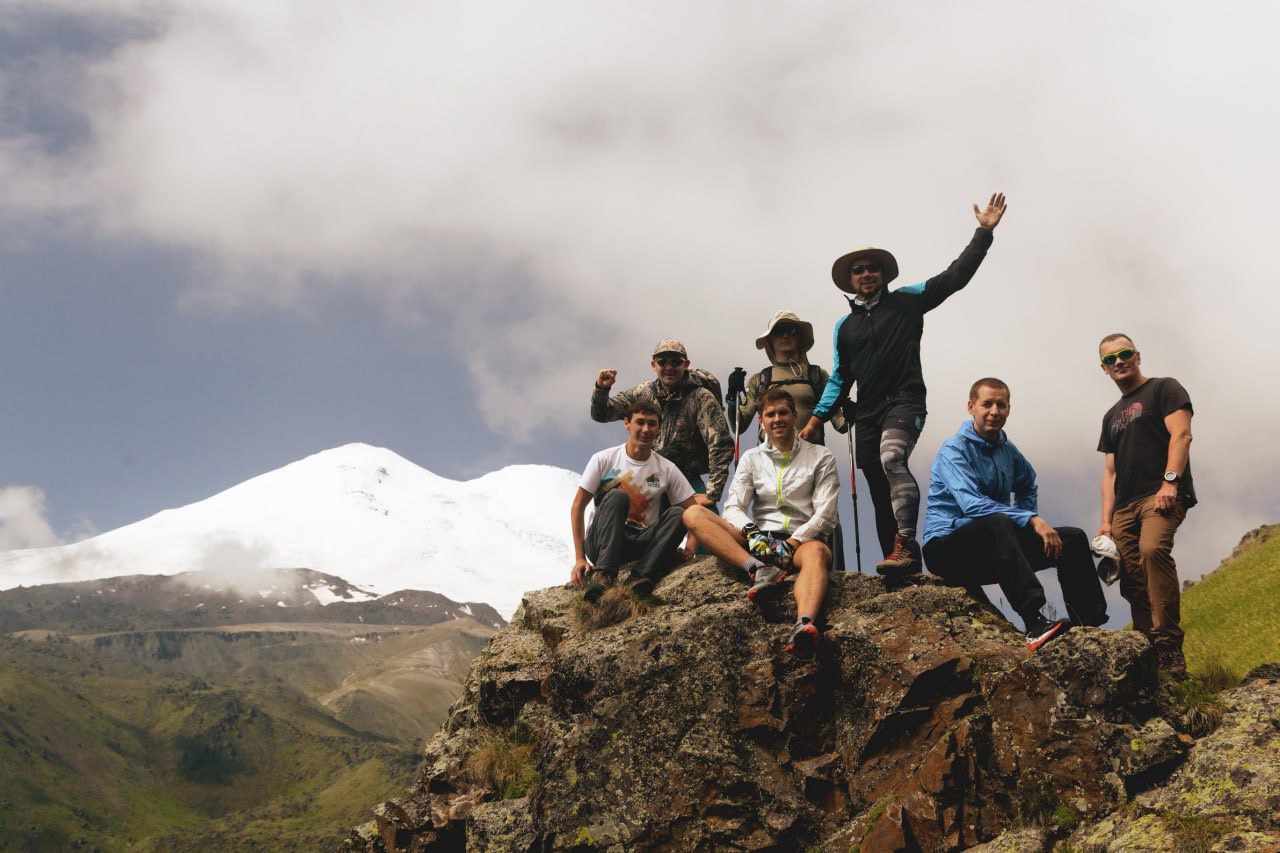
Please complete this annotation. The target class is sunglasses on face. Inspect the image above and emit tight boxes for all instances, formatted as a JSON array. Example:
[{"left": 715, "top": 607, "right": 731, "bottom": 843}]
[
  {"left": 772, "top": 325, "right": 801, "bottom": 338},
  {"left": 850, "top": 262, "right": 882, "bottom": 276},
  {"left": 1100, "top": 348, "right": 1137, "bottom": 366},
  {"left": 655, "top": 356, "right": 687, "bottom": 368}
]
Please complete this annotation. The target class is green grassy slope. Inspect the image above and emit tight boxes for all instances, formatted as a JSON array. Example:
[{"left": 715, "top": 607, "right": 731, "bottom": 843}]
[
  {"left": 0, "top": 635, "right": 418, "bottom": 852},
  {"left": 1181, "top": 525, "right": 1280, "bottom": 677}
]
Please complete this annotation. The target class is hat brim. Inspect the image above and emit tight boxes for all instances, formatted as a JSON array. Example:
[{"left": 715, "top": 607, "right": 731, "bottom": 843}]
[
  {"left": 755, "top": 316, "right": 814, "bottom": 356},
  {"left": 832, "top": 247, "right": 899, "bottom": 293}
]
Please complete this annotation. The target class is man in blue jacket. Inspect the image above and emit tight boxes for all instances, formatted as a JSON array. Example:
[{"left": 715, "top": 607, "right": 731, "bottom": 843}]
[
  {"left": 922, "top": 378, "right": 1107, "bottom": 651},
  {"left": 801, "top": 194, "right": 1007, "bottom": 576}
]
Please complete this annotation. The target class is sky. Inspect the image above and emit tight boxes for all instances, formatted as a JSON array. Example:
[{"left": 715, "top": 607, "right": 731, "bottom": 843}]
[{"left": 1, "top": 1, "right": 1277, "bottom": 619}]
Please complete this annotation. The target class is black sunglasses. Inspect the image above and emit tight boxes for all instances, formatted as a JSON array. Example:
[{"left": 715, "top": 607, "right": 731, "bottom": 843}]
[
  {"left": 772, "top": 324, "right": 801, "bottom": 337},
  {"left": 654, "top": 356, "right": 687, "bottom": 368},
  {"left": 850, "top": 262, "right": 882, "bottom": 276}
]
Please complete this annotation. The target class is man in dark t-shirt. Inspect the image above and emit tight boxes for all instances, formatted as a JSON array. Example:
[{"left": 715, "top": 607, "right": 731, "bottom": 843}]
[{"left": 1096, "top": 333, "right": 1195, "bottom": 677}]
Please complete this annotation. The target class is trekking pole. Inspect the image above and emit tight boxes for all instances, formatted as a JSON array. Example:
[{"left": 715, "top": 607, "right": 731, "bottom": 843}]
[
  {"left": 726, "top": 367, "right": 747, "bottom": 465},
  {"left": 846, "top": 420, "right": 863, "bottom": 574}
]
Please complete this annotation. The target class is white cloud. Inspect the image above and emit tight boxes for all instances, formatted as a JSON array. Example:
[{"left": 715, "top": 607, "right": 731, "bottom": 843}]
[
  {"left": 1, "top": 0, "right": 1277, "bottom": 582},
  {"left": 0, "top": 486, "right": 64, "bottom": 550}
]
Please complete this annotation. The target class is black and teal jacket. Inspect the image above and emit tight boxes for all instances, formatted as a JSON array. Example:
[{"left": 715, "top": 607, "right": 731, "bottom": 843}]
[{"left": 813, "top": 227, "right": 994, "bottom": 421}]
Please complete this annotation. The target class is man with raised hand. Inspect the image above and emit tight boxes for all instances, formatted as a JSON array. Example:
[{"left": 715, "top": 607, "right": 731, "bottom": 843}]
[
  {"left": 591, "top": 339, "right": 734, "bottom": 506},
  {"left": 1096, "top": 334, "right": 1195, "bottom": 678},
  {"left": 683, "top": 388, "right": 840, "bottom": 656},
  {"left": 570, "top": 400, "right": 708, "bottom": 603},
  {"left": 801, "top": 194, "right": 1008, "bottom": 576},
  {"left": 922, "top": 378, "right": 1107, "bottom": 652}
]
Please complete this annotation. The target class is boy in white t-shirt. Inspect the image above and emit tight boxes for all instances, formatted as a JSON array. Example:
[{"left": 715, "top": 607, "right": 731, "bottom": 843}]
[{"left": 571, "top": 400, "right": 714, "bottom": 601}]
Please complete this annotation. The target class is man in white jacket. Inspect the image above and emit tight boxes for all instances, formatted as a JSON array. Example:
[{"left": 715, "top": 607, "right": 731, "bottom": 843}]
[{"left": 683, "top": 388, "right": 841, "bottom": 655}]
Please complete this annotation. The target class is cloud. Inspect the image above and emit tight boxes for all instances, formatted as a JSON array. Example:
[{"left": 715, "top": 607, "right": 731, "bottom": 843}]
[
  {"left": 0, "top": 1, "right": 1276, "bottom": 582},
  {"left": 0, "top": 486, "right": 64, "bottom": 550}
]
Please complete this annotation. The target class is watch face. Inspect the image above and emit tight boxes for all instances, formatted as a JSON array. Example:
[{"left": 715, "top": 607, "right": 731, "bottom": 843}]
[{"left": 1164, "top": 472, "right": 1178, "bottom": 482}]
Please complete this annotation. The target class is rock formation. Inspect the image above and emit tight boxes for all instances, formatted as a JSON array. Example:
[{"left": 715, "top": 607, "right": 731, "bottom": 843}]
[{"left": 342, "top": 557, "right": 1280, "bottom": 851}]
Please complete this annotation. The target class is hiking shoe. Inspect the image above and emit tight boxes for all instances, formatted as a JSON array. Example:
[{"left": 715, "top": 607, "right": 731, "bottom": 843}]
[
  {"left": 747, "top": 564, "right": 786, "bottom": 604},
  {"left": 583, "top": 572, "right": 615, "bottom": 603},
  {"left": 1157, "top": 646, "right": 1188, "bottom": 679},
  {"left": 1025, "top": 616, "right": 1069, "bottom": 652},
  {"left": 629, "top": 575, "right": 655, "bottom": 598},
  {"left": 876, "top": 535, "right": 922, "bottom": 576},
  {"left": 785, "top": 618, "right": 820, "bottom": 656}
]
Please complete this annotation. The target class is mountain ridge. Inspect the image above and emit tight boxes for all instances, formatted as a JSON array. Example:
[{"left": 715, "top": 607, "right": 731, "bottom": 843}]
[{"left": 0, "top": 443, "right": 579, "bottom": 618}]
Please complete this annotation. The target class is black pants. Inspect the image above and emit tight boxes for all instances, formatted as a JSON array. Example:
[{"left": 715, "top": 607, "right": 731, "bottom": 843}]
[
  {"left": 586, "top": 489, "right": 687, "bottom": 582},
  {"left": 923, "top": 514, "right": 1107, "bottom": 627}
]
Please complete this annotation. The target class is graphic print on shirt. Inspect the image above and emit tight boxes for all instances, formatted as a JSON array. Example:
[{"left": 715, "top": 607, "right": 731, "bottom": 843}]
[
  {"left": 599, "top": 468, "right": 654, "bottom": 528},
  {"left": 1109, "top": 401, "right": 1144, "bottom": 442}
]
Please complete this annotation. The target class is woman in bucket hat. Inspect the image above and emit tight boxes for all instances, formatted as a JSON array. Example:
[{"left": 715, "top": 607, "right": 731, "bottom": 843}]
[
  {"left": 733, "top": 311, "right": 845, "bottom": 446},
  {"left": 800, "top": 193, "right": 1008, "bottom": 576}
]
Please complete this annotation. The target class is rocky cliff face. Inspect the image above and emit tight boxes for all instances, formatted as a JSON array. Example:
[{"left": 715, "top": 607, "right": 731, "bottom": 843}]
[{"left": 342, "top": 557, "right": 1280, "bottom": 852}]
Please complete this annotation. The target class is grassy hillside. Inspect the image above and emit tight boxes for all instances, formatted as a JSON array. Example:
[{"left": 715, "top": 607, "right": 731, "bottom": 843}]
[
  {"left": 1181, "top": 525, "right": 1280, "bottom": 677},
  {"left": 83, "top": 620, "right": 494, "bottom": 741},
  {"left": 0, "top": 634, "right": 419, "bottom": 852}
]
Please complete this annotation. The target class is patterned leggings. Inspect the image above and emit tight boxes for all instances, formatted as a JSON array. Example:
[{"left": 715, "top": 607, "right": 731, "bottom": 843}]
[{"left": 862, "top": 427, "right": 920, "bottom": 556}]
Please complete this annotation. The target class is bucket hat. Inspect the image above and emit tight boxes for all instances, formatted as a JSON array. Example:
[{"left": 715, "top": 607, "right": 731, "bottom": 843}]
[
  {"left": 832, "top": 246, "right": 899, "bottom": 293},
  {"left": 754, "top": 311, "right": 814, "bottom": 358}
]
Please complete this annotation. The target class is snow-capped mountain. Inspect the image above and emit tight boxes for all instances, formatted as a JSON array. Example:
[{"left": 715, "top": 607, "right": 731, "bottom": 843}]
[{"left": 0, "top": 444, "right": 579, "bottom": 618}]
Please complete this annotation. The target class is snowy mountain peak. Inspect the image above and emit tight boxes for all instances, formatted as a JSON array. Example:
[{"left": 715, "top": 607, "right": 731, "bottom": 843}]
[{"left": 0, "top": 446, "right": 579, "bottom": 618}]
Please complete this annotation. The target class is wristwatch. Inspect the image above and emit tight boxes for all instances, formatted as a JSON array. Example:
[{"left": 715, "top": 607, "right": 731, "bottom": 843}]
[{"left": 1163, "top": 471, "right": 1180, "bottom": 484}]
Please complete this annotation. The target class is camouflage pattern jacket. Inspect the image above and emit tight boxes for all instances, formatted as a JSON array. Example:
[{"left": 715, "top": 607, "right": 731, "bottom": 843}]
[{"left": 590, "top": 378, "right": 734, "bottom": 502}]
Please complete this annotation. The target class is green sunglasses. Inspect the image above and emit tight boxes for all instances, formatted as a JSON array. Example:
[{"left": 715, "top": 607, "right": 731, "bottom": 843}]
[{"left": 1100, "top": 348, "right": 1137, "bottom": 366}]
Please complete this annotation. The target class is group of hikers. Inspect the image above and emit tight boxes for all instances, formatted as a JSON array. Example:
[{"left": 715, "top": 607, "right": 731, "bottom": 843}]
[{"left": 568, "top": 193, "right": 1196, "bottom": 676}]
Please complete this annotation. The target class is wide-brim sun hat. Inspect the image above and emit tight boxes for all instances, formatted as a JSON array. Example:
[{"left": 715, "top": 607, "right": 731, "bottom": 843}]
[
  {"left": 754, "top": 311, "right": 814, "bottom": 357},
  {"left": 832, "top": 246, "right": 899, "bottom": 293}
]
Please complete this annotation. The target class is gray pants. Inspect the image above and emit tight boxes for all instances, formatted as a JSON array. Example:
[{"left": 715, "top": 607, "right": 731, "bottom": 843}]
[{"left": 586, "top": 489, "right": 687, "bottom": 583}]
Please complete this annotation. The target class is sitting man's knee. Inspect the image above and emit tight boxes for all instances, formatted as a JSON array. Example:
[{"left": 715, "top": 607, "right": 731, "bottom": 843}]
[
  {"left": 683, "top": 504, "right": 713, "bottom": 528},
  {"left": 795, "top": 540, "right": 832, "bottom": 569}
]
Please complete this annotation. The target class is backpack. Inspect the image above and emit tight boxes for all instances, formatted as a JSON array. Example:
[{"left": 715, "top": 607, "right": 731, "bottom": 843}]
[
  {"left": 684, "top": 368, "right": 725, "bottom": 414},
  {"left": 759, "top": 364, "right": 849, "bottom": 434},
  {"left": 760, "top": 364, "right": 824, "bottom": 396}
]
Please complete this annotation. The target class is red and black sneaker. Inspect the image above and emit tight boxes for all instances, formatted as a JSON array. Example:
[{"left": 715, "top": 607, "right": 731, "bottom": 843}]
[
  {"left": 785, "top": 618, "right": 820, "bottom": 656},
  {"left": 1025, "top": 616, "right": 1068, "bottom": 652}
]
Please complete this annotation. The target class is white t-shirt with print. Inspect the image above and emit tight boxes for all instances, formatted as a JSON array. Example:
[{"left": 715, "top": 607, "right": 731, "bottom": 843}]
[{"left": 579, "top": 444, "right": 695, "bottom": 529}]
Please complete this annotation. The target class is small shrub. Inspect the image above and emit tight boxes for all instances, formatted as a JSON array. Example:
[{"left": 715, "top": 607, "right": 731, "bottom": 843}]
[
  {"left": 1159, "top": 811, "right": 1230, "bottom": 853},
  {"left": 1191, "top": 650, "right": 1241, "bottom": 693},
  {"left": 1052, "top": 803, "right": 1080, "bottom": 832},
  {"left": 1166, "top": 677, "right": 1226, "bottom": 737},
  {"left": 464, "top": 732, "right": 539, "bottom": 799},
  {"left": 577, "top": 584, "right": 654, "bottom": 630}
]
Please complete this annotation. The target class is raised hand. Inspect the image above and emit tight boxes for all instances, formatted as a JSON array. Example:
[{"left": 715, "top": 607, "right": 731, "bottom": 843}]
[
  {"left": 596, "top": 369, "right": 618, "bottom": 389},
  {"left": 973, "top": 192, "right": 1007, "bottom": 230}
]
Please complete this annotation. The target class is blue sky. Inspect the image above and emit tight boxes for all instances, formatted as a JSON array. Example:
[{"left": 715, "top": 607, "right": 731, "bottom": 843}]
[{"left": 1, "top": 2, "right": 1277, "bottom": 622}]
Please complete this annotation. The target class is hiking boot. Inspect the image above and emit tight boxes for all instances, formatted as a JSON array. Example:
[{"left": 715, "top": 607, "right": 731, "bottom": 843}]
[
  {"left": 1025, "top": 616, "right": 1069, "bottom": 652},
  {"left": 629, "top": 575, "right": 655, "bottom": 598},
  {"left": 876, "top": 535, "right": 922, "bottom": 576},
  {"left": 785, "top": 618, "right": 820, "bottom": 656},
  {"left": 583, "top": 572, "right": 615, "bottom": 604},
  {"left": 1157, "top": 646, "right": 1188, "bottom": 679},
  {"left": 747, "top": 564, "right": 786, "bottom": 604}
]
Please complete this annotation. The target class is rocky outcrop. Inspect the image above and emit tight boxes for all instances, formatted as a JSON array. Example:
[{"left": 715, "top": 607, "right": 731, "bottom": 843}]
[{"left": 342, "top": 557, "right": 1270, "bottom": 851}]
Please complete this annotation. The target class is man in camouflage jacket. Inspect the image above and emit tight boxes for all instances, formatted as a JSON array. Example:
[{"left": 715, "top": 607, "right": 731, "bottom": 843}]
[{"left": 591, "top": 339, "right": 734, "bottom": 504}]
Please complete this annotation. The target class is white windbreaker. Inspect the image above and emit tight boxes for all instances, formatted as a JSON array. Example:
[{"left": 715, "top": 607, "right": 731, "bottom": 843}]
[{"left": 723, "top": 437, "right": 840, "bottom": 543}]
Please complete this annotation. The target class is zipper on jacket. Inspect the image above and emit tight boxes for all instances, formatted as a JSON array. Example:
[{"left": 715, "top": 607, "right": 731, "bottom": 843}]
[{"left": 776, "top": 447, "right": 793, "bottom": 533}]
